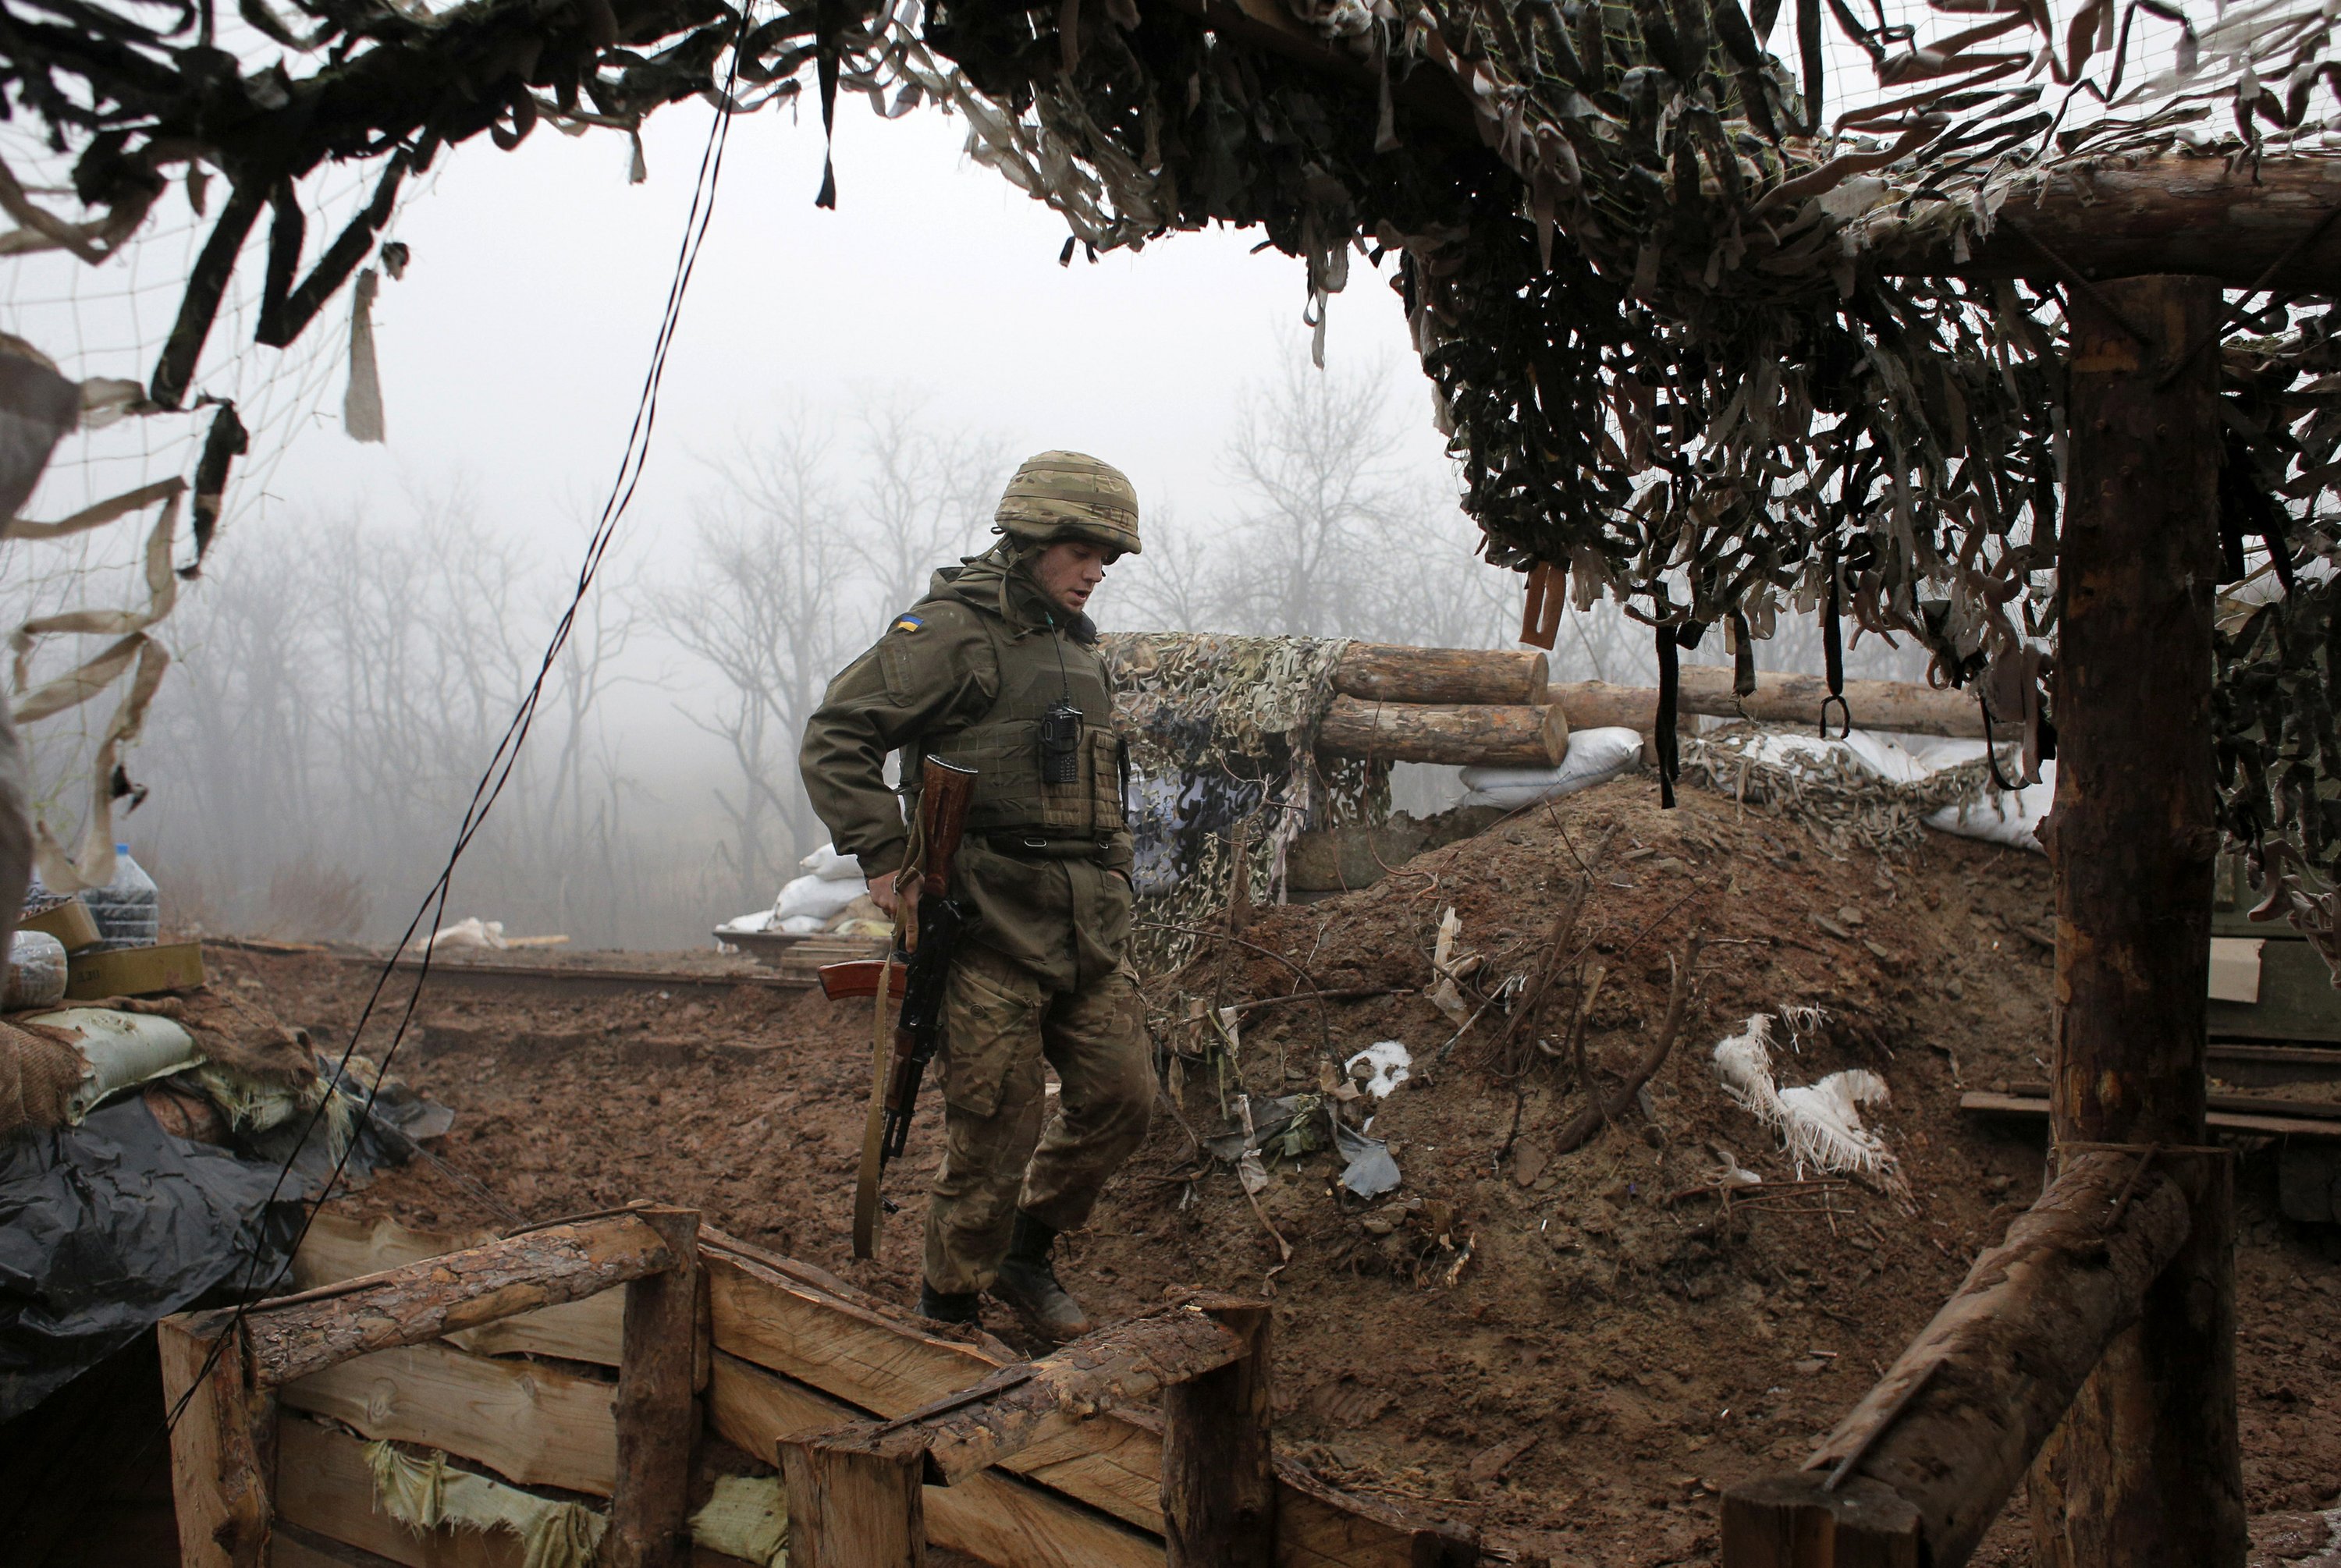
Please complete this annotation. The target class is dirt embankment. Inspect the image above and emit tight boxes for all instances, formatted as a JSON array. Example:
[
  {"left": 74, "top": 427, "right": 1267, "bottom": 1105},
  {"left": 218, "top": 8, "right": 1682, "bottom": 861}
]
[{"left": 225, "top": 778, "right": 2341, "bottom": 1566}]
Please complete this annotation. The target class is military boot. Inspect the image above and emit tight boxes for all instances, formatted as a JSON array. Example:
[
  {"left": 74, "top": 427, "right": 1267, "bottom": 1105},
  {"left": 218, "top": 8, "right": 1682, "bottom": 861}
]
[
  {"left": 989, "top": 1211, "right": 1090, "bottom": 1342},
  {"left": 916, "top": 1282, "right": 982, "bottom": 1328}
]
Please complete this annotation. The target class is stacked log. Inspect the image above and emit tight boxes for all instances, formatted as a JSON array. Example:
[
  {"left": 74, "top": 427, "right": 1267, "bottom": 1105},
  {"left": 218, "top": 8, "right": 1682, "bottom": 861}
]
[
  {"left": 1317, "top": 644, "right": 1566, "bottom": 768},
  {"left": 1553, "top": 669, "right": 2002, "bottom": 740}
]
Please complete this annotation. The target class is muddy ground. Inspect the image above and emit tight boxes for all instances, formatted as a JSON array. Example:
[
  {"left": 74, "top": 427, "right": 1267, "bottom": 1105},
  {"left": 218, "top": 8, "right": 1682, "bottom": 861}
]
[{"left": 218, "top": 778, "right": 2341, "bottom": 1566}]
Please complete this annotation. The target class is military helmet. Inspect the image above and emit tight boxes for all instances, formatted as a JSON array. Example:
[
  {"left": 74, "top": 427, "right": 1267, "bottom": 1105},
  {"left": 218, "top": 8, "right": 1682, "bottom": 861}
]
[{"left": 994, "top": 450, "right": 1141, "bottom": 556}]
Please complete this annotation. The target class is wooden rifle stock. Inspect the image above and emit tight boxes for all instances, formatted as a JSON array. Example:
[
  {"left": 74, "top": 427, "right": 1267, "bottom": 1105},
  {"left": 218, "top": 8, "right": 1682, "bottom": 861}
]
[{"left": 876, "top": 757, "right": 976, "bottom": 1159}]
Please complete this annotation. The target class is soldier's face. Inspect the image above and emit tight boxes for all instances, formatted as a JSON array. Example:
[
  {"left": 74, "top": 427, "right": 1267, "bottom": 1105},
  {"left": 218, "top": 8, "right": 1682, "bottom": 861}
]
[{"left": 1032, "top": 539, "right": 1112, "bottom": 617}]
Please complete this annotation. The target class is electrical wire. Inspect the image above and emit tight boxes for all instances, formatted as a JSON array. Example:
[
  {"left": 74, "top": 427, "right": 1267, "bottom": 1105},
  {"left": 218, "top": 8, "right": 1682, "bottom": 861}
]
[{"left": 144, "top": 11, "right": 751, "bottom": 1446}]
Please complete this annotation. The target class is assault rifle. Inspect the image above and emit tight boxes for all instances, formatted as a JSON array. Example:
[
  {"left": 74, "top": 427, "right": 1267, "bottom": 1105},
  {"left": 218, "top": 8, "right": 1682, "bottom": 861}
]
[{"left": 821, "top": 756, "right": 975, "bottom": 1257}]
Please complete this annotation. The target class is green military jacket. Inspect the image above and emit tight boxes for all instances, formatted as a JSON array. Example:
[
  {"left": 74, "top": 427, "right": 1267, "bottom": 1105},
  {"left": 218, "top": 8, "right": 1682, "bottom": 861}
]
[{"left": 800, "top": 545, "right": 1135, "bottom": 994}]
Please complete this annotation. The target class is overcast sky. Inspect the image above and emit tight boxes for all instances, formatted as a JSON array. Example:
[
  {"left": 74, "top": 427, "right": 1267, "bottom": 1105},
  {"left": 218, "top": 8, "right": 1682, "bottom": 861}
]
[{"left": 253, "top": 90, "right": 1458, "bottom": 556}]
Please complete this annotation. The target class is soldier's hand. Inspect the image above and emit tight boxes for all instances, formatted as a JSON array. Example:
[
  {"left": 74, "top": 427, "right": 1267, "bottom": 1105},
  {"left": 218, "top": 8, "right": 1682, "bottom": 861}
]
[{"left": 867, "top": 871, "right": 898, "bottom": 916}]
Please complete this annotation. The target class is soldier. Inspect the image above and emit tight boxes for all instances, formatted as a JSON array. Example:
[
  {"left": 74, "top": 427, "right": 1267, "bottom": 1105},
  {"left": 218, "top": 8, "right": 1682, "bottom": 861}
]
[{"left": 799, "top": 451, "right": 1152, "bottom": 1341}]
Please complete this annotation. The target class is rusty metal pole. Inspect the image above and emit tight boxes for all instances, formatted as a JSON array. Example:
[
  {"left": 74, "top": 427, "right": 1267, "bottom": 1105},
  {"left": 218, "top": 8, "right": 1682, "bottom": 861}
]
[{"left": 2028, "top": 273, "right": 2245, "bottom": 1566}]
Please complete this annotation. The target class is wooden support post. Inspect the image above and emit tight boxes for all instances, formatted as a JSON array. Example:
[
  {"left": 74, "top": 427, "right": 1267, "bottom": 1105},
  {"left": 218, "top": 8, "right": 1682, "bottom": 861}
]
[
  {"left": 1161, "top": 1297, "right": 1275, "bottom": 1568},
  {"left": 2031, "top": 272, "right": 2245, "bottom": 1566},
  {"left": 608, "top": 1205, "right": 705, "bottom": 1568},
  {"left": 1720, "top": 1475, "right": 1920, "bottom": 1567},
  {"left": 780, "top": 1424, "right": 929, "bottom": 1568},
  {"left": 158, "top": 1311, "right": 277, "bottom": 1568}
]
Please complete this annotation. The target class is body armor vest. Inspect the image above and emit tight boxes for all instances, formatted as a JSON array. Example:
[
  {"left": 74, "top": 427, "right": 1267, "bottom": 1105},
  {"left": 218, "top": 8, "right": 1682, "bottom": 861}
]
[{"left": 918, "top": 610, "right": 1127, "bottom": 844}]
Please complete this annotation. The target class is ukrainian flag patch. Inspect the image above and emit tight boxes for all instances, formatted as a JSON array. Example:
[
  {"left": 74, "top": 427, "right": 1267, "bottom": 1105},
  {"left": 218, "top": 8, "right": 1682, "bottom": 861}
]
[{"left": 891, "top": 613, "right": 925, "bottom": 634}]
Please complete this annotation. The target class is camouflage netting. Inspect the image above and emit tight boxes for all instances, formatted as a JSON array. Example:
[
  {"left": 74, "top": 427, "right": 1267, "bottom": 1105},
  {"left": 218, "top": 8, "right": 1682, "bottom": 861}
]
[
  {"left": 21, "top": 0, "right": 2341, "bottom": 956},
  {"left": 1101, "top": 632, "right": 1383, "bottom": 971}
]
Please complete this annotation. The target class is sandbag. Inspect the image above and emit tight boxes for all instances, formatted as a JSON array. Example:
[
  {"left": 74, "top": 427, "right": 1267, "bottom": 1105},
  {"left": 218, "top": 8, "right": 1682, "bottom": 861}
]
[
  {"left": 773, "top": 872, "right": 866, "bottom": 924},
  {"left": 798, "top": 843, "right": 865, "bottom": 882},
  {"left": 1458, "top": 726, "right": 1645, "bottom": 807},
  {"left": 1924, "top": 759, "right": 2054, "bottom": 851},
  {"left": 2, "top": 931, "right": 65, "bottom": 1010},
  {"left": 29, "top": 1007, "right": 203, "bottom": 1123}
]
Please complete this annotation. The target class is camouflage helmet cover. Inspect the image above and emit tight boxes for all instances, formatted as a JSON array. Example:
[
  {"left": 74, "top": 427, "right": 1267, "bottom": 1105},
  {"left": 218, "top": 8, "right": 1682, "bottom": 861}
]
[{"left": 993, "top": 449, "right": 1141, "bottom": 555}]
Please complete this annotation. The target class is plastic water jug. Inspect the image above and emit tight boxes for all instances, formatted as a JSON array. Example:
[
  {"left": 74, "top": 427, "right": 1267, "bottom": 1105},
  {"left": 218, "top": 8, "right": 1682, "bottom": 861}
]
[{"left": 82, "top": 844, "right": 159, "bottom": 949}]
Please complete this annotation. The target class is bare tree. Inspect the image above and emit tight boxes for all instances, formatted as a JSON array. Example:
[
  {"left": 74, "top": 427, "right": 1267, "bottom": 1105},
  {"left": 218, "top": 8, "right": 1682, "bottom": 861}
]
[
  {"left": 657, "top": 424, "right": 861, "bottom": 910},
  {"left": 850, "top": 397, "right": 1014, "bottom": 617}
]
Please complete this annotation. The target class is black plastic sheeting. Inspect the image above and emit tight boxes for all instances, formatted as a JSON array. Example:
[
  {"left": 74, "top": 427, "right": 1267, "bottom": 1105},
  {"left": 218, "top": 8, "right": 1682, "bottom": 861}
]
[{"left": 0, "top": 1098, "right": 304, "bottom": 1421}]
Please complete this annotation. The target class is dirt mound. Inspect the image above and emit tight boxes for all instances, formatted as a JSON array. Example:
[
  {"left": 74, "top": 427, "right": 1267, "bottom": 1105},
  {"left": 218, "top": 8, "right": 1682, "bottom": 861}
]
[{"left": 222, "top": 777, "right": 2341, "bottom": 1567}]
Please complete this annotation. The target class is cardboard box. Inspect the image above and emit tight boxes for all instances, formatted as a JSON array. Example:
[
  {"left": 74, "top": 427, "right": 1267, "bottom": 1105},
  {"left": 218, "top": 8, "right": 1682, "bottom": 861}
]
[
  {"left": 65, "top": 941, "right": 205, "bottom": 1001},
  {"left": 20, "top": 897, "right": 101, "bottom": 953}
]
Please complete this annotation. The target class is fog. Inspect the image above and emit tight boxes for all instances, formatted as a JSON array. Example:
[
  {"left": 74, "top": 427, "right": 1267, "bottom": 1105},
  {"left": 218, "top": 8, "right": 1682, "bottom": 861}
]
[{"left": 0, "top": 98, "right": 1924, "bottom": 951}]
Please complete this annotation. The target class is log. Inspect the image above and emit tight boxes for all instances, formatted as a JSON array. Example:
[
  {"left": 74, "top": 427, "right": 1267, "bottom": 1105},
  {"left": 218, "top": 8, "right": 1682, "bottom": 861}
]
[
  {"left": 243, "top": 1212, "right": 674, "bottom": 1388},
  {"left": 1721, "top": 1149, "right": 2196, "bottom": 1567},
  {"left": 1330, "top": 644, "right": 1548, "bottom": 707},
  {"left": 914, "top": 1306, "right": 1248, "bottom": 1485},
  {"left": 1874, "top": 155, "right": 2341, "bottom": 293},
  {"left": 781, "top": 1424, "right": 929, "bottom": 1568},
  {"left": 292, "top": 1210, "right": 624, "bottom": 1365},
  {"left": 2032, "top": 273, "right": 2246, "bottom": 1568},
  {"left": 1550, "top": 670, "right": 2003, "bottom": 739},
  {"left": 158, "top": 1311, "right": 276, "bottom": 1568},
  {"left": 1160, "top": 1299, "right": 1275, "bottom": 1568},
  {"left": 609, "top": 1206, "right": 705, "bottom": 1568},
  {"left": 1315, "top": 697, "right": 1566, "bottom": 766}
]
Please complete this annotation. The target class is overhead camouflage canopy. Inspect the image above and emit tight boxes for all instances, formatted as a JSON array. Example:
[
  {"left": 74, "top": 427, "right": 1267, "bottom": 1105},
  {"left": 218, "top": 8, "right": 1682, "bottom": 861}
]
[{"left": 12, "top": 0, "right": 2341, "bottom": 944}]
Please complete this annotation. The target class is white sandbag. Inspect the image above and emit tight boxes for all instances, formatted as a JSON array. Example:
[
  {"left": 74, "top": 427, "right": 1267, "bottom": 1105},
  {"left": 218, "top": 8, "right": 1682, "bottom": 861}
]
[
  {"left": 3, "top": 929, "right": 66, "bottom": 1009},
  {"left": 1926, "top": 760, "right": 2055, "bottom": 852},
  {"left": 776, "top": 914, "right": 825, "bottom": 935},
  {"left": 716, "top": 910, "right": 773, "bottom": 935},
  {"left": 1458, "top": 727, "right": 1645, "bottom": 807},
  {"left": 773, "top": 873, "right": 866, "bottom": 924},
  {"left": 798, "top": 842, "right": 865, "bottom": 882}
]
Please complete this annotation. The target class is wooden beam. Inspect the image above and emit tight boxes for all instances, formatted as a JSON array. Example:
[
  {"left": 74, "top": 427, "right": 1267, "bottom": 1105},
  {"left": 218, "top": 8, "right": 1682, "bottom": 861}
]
[
  {"left": 159, "top": 1311, "right": 277, "bottom": 1568},
  {"left": 1330, "top": 644, "right": 1548, "bottom": 707},
  {"left": 1876, "top": 156, "right": 2341, "bottom": 292},
  {"left": 279, "top": 1339, "right": 617, "bottom": 1496},
  {"left": 1162, "top": 1300, "right": 1276, "bottom": 1568},
  {"left": 1721, "top": 1149, "right": 2195, "bottom": 1566},
  {"left": 1552, "top": 669, "right": 2004, "bottom": 740},
  {"left": 711, "top": 1351, "right": 1166, "bottom": 1568},
  {"left": 1315, "top": 697, "right": 1567, "bottom": 766},
  {"left": 2030, "top": 272, "right": 2247, "bottom": 1568},
  {"left": 610, "top": 1207, "right": 705, "bottom": 1568},
  {"left": 915, "top": 1307, "right": 1247, "bottom": 1485},
  {"left": 781, "top": 1424, "right": 929, "bottom": 1568},
  {"left": 245, "top": 1213, "right": 673, "bottom": 1388},
  {"left": 275, "top": 1415, "right": 535, "bottom": 1568},
  {"left": 292, "top": 1211, "right": 624, "bottom": 1365}
]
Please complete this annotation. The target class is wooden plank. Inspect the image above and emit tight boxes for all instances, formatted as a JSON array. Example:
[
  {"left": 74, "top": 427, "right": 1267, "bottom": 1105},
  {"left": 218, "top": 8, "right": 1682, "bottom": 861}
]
[
  {"left": 609, "top": 1206, "right": 703, "bottom": 1568},
  {"left": 293, "top": 1210, "right": 626, "bottom": 1365},
  {"left": 712, "top": 1350, "right": 1165, "bottom": 1568},
  {"left": 248, "top": 1214, "right": 670, "bottom": 1387},
  {"left": 781, "top": 1424, "right": 928, "bottom": 1568},
  {"left": 708, "top": 1249, "right": 1164, "bottom": 1533},
  {"left": 275, "top": 1416, "right": 529, "bottom": 1568},
  {"left": 158, "top": 1311, "right": 275, "bottom": 1568},
  {"left": 1959, "top": 1091, "right": 2341, "bottom": 1141},
  {"left": 280, "top": 1339, "right": 618, "bottom": 1496}
]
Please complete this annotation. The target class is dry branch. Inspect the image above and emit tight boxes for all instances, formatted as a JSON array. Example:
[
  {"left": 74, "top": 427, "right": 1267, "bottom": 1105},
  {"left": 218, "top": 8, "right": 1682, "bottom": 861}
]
[{"left": 1554, "top": 932, "right": 1702, "bottom": 1155}]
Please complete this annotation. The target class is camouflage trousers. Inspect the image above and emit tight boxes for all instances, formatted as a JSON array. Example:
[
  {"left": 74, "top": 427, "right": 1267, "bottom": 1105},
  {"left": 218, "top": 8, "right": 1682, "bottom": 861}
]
[{"left": 923, "top": 941, "right": 1153, "bottom": 1296}]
